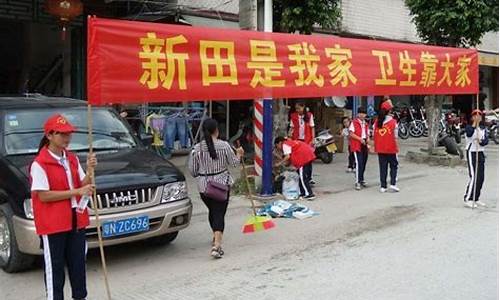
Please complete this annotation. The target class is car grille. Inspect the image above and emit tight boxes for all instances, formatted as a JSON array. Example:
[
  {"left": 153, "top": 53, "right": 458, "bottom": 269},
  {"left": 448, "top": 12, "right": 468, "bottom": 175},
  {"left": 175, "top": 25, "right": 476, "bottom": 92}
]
[{"left": 89, "top": 187, "right": 161, "bottom": 211}]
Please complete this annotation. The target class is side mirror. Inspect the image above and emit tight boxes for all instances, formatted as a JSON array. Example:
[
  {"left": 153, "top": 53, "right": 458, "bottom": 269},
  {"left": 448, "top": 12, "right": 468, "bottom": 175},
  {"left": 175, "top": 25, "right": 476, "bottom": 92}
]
[{"left": 140, "top": 134, "right": 153, "bottom": 146}]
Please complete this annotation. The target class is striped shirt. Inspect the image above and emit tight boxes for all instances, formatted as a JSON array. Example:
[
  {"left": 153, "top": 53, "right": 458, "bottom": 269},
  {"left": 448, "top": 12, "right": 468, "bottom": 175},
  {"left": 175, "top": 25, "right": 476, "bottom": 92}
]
[{"left": 188, "top": 139, "right": 240, "bottom": 193}]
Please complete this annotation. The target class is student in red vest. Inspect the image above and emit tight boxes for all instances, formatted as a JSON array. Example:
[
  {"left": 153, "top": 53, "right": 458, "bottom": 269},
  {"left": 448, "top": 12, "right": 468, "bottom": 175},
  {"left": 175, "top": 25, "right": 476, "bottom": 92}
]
[
  {"left": 349, "top": 106, "right": 370, "bottom": 190},
  {"left": 374, "top": 101, "right": 400, "bottom": 193},
  {"left": 274, "top": 137, "right": 316, "bottom": 200},
  {"left": 289, "top": 101, "right": 316, "bottom": 184},
  {"left": 30, "top": 114, "right": 97, "bottom": 300}
]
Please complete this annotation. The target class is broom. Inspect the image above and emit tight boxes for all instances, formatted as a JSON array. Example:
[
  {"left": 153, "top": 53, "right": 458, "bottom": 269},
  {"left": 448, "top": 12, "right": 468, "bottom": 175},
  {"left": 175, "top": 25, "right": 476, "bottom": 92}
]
[{"left": 236, "top": 144, "right": 275, "bottom": 234}]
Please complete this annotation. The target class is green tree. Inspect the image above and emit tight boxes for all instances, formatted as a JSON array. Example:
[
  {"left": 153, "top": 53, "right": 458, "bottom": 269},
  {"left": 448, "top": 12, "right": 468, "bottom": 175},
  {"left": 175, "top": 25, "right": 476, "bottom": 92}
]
[
  {"left": 273, "top": 0, "right": 342, "bottom": 34},
  {"left": 405, "top": 0, "right": 499, "bottom": 151},
  {"left": 406, "top": 0, "right": 498, "bottom": 47}
]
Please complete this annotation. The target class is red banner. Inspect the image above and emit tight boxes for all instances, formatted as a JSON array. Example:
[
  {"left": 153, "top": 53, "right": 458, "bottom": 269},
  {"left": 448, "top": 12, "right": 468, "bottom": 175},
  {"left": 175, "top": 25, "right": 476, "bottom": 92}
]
[{"left": 87, "top": 17, "right": 478, "bottom": 105}]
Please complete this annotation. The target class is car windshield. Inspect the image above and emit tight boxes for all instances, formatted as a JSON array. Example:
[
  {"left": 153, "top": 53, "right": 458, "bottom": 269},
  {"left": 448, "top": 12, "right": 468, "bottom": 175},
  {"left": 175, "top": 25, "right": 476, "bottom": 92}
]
[{"left": 3, "top": 108, "right": 137, "bottom": 155}]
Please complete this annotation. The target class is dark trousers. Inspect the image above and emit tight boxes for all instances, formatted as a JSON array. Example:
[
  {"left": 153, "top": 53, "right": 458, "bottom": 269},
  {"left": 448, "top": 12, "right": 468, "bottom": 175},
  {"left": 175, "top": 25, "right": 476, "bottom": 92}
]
[
  {"left": 299, "top": 139, "right": 314, "bottom": 181},
  {"left": 378, "top": 154, "right": 399, "bottom": 188},
  {"left": 200, "top": 193, "right": 229, "bottom": 232},
  {"left": 41, "top": 229, "right": 87, "bottom": 300},
  {"left": 348, "top": 146, "right": 356, "bottom": 169},
  {"left": 464, "top": 150, "right": 485, "bottom": 202},
  {"left": 298, "top": 163, "right": 313, "bottom": 196},
  {"left": 353, "top": 145, "right": 369, "bottom": 183},
  {"left": 306, "top": 163, "right": 313, "bottom": 181}
]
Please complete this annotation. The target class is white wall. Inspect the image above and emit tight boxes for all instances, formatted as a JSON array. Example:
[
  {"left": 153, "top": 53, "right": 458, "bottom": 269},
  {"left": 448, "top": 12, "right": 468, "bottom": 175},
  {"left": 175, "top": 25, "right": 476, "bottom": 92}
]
[
  {"left": 341, "top": 0, "right": 419, "bottom": 42},
  {"left": 477, "top": 31, "right": 499, "bottom": 53}
]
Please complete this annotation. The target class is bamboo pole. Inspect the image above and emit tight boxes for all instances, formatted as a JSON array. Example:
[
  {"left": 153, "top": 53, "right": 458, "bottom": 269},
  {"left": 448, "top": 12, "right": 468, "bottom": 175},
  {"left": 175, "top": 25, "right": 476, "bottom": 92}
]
[
  {"left": 471, "top": 94, "right": 480, "bottom": 210},
  {"left": 87, "top": 104, "right": 112, "bottom": 299}
]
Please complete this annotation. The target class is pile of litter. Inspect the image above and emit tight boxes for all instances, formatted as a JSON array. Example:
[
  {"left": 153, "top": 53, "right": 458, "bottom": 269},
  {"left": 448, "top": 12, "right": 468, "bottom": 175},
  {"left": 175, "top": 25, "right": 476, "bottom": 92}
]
[{"left": 256, "top": 200, "right": 319, "bottom": 220}]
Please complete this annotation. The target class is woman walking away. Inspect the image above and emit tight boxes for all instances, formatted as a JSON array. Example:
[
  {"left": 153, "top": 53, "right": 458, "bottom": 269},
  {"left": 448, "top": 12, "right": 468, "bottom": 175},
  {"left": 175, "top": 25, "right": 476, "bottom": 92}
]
[
  {"left": 341, "top": 117, "right": 356, "bottom": 173},
  {"left": 463, "top": 109, "right": 488, "bottom": 208},
  {"left": 31, "top": 114, "right": 97, "bottom": 300},
  {"left": 373, "top": 101, "right": 400, "bottom": 193},
  {"left": 188, "top": 118, "right": 244, "bottom": 259}
]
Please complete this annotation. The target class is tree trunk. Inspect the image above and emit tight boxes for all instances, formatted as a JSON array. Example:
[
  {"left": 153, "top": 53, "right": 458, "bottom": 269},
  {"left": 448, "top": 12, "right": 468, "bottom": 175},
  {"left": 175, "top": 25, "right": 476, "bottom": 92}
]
[{"left": 425, "top": 94, "right": 444, "bottom": 152}]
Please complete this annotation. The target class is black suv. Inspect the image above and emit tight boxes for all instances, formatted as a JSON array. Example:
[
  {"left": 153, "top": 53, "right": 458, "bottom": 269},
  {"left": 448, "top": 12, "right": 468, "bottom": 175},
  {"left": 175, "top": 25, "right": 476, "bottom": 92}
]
[{"left": 0, "top": 96, "right": 192, "bottom": 272}]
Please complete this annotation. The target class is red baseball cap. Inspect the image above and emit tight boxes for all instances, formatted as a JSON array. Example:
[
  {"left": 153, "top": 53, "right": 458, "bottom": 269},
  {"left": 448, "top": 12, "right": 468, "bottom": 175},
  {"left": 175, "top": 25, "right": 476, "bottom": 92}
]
[
  {"left": 471, "top": 109, "right": 483, "bottom": 116},
  {"left": 381, "top": 100, "right": 394, "bottom": 111},
  {"left": 43, "top": 114, "right": 76, "bottom": 134}
]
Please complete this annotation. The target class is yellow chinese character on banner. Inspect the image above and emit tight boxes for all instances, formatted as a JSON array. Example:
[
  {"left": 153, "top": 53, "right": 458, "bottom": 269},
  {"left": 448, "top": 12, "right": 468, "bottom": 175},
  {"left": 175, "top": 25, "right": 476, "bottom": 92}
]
[
  {"left": 437, "top": 53, "right": 454, "bottom": 87},
  {"left": 163, "top": 35, "right": 189, "bottom": 90},
  {"left": 139, "top": 33, "right": 189, "bottom": 90},
  {"left": 372, "top": 50, "right": 397, "bottom": 85},
  {"left": 139, "top": 32, "right": 166, "bottom": 89},
  {"left": 419, "top": 51, "right": 438, "bottom": 87},
  {"left": 455, "top": 55, "right": 472, "bottom": 87},
  {"left": 324, "top": 44, "right": 357, "bottom": 87},
  {"left": 199, "top": 41, "right": 238, "bottom": 86},
  {"left": 399, "top": 50, "right": 417, "bottom": 86},
  {"left": 246, "top": 40, "right": 285, "bottom": 88},
  {"left": 288, "top": 42, "right": 324, "bottom": 87}
]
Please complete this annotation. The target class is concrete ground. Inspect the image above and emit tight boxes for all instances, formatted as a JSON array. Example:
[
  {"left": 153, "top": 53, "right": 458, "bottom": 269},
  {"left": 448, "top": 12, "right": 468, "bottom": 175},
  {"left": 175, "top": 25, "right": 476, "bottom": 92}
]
[{"left": 1, "top": 139, "right": 498, "bottom": 300}]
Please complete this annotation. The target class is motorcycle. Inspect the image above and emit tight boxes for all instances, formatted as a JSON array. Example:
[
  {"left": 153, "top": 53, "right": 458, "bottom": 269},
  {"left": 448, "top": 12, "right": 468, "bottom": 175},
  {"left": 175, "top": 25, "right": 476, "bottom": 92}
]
[
  {"left": 393, "top": 110, "right": 409, "bottom": 139},
  {"left": 419, "top": 106, "right": 429, "bottom": 137},
  {"left": 405, "top": 106, "right": 425, "bottom": 137},
  {"left": 444, "top": 110, "right": 462, "bottom": 144},
  {"left": 437, "top": 114, "right": 463, "bottom": 158},
  {"left": 485, "top": 111, "right": 499, "bottom": 145},
  {"left": 313, "top": 128, "right": 337, "bottom": 164}
]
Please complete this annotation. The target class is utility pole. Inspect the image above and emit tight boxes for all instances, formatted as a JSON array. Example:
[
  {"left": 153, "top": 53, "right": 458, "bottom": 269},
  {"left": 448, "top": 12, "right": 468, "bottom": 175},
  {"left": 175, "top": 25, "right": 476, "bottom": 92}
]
[
  {"left": 240, "top": 0, "right": 274, "bottom": 196},
  {"left": 253, "top": 0, "right": 274, "bottom": 196}
]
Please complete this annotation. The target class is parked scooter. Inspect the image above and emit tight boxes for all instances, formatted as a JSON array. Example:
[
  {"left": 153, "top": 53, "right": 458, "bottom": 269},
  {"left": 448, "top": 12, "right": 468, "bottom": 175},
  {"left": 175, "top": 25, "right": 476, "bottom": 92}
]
[{"left": 313, "top": 128, "right": 337, "bottom": 164}]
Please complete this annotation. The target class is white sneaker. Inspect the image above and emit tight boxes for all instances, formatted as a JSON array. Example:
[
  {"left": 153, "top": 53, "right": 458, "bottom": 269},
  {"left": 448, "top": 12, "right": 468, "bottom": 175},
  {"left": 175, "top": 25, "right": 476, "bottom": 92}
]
[
  {"left": 463, "top": 201, "right": 476, "bottom": 208},
  {"left": 380, "top": 187, "right": 387, "bottom": 193},
  {"left": 389, "top": 185, "right": 400, "bottom": 192},
  {"left": 475, "top": 201, "right": 487, "bottom": 207}
]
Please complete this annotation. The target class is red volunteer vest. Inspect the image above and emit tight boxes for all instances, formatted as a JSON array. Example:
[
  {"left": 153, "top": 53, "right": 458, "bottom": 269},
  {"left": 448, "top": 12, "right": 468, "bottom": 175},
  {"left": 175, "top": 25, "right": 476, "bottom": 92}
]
[
  {"left": 30, "top": 147, "right": 89, "bottom": 235},
  {"left": 374, "top": 118, "right": 399, "bottom": 154},
  {"left": 290, "top": 112, "right": 314, "bottom": 144},
  {"left": 349, "top": 119, "right": 370, "bottom": 152},
  {"left": 284, "top": 140, "right": 316, "bottom": 168}
]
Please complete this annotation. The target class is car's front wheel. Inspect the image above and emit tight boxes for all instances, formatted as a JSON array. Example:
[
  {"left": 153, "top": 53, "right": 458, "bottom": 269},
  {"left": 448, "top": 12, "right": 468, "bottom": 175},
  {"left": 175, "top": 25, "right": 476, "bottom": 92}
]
[
  {"left": 147, "top": 231, "right": 179, "bottom": 246},
  {"left": 0, "top": 204, "right": 36, "bottom": 273}
]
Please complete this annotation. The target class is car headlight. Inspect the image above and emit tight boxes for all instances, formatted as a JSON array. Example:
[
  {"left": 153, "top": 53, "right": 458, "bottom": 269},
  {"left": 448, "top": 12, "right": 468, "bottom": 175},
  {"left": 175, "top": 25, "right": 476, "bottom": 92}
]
[
  {"left": 161, "top": 182, "right": 188, "bottom": 203},
  {"left": 23, "top": 198, "right": 34, "bottom": 219}
]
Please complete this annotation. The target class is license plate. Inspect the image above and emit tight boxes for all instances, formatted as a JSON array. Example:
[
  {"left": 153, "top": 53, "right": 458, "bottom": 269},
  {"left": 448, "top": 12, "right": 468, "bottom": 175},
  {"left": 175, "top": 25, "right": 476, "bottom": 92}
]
[
  {"left": 102, "top": 216, "right": 149, "bottom": 238},
  {"left": 326, "top": 143, "right": 337, "bottom": 153}
]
